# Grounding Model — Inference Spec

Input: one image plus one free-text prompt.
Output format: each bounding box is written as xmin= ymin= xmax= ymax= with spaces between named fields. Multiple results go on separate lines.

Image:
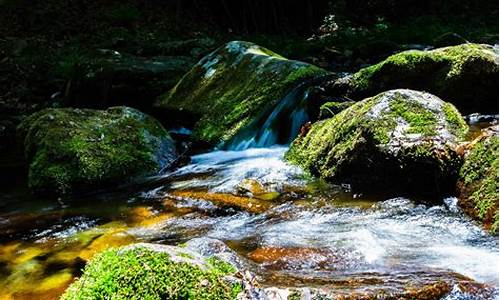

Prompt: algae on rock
xmin=286 ymin=89 xmax=468 ymax=197
xmin=18 ymin=106 xmax=177 ymax=195
xmin=60 ymin=243 xmax=242 ymax=300
xmin=457 ymin=126 xmax=499 ymax=233
xmin=329 ymin=43 xmax=498 ymax=114
xmin=156 ymin=41 xmax=329 ymax=145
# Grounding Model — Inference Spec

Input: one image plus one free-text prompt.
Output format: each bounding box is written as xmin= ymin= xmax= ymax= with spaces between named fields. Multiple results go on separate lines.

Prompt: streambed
xmin=0 ymin=145 xmax=498 ymax=299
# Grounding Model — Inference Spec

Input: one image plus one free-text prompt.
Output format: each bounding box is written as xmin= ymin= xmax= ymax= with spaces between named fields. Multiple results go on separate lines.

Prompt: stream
xmin=0 ymin=142 xmax=498 ymax=299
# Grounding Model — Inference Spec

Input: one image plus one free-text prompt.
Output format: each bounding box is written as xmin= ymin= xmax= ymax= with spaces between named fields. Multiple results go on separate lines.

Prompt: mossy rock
xmin=156 ymin=41 xmax=329 ymax=145
xmin=286 ymin=89 xmax=468 ymax=197
xmin=63 ymin=51 xmax=196 ymax=111
xmin=61 ymin=243 xmax=242 ymax=300
xmin=318 ymin=101 xmax=356 ymax=120
xmin=333 ymin=43 xmax=498 ymax=114
xmin=457 ymin=126 xmax=499 ymax=234
xmin=17 ymin=106 xmax=177 ymax=195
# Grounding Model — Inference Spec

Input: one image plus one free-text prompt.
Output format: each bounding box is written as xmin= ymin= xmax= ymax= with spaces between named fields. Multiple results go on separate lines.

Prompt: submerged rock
xmin=261 ymin=270 xmax=495 ymax=300
xmin=457 ymin=125 xmax=499 ymax=233
xmin=328 ymin=43 xmax=499 ymax=114
xmin=60 ymin=241 xmax=243 ymax=300
xmin=18 ymin=106 xmax=177 ymax=195
xmin=236 ymin=179 xmax=280 ymax=201
xmin=156 ymin=41 xmax=329 ymax=145
xmin=286 ymin=89 xmax=468 ymax=197
xmin=166 ymin=190 xmax=273 ymax=214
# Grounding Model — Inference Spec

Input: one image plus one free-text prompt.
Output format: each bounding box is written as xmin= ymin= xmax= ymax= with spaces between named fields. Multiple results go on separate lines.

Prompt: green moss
xmin=17 ymin=107 xmax=175 ymax=195
xmin=157 ymin=41 xmax=328 ymax=145
xmin=347 ymin=44 xmax=498 ymax=113
xmin=286 ymin=89 xmax=466 ymax=194
xmin=388 ymin=96 xmax=438 ymax=136
xmin=442 ymin=102 xmax=468 ymax=138
xmin=459 ymin=134 xmax=499 ymax=233
xmin=318 ymin=101 xmax=355 ymax=120
xmin=61 ymin=246 xmax=242 ymax=300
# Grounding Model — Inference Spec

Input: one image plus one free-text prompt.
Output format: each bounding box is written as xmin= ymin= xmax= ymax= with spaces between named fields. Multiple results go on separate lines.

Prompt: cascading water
xmin=224 ymin=74 xmax=337 ymax=150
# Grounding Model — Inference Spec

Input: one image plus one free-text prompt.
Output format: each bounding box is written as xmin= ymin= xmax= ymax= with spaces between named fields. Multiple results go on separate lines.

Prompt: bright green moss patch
xmin=388 ymin=96 xmax=438 ymax=136
xmin=345 ymin=44 xmax=499 ymax=113
xmin=17 ymin=106 xmax=176 ymax=195
xmin=458 ymin=129 xmax=499 ymax=233
xmin=157 ymin=41 xmax=329 ymax=145
xmin=286 ymin=89 xmax=467 ymax=196
xmin=61 ymin=246 xmax=242 ymax=300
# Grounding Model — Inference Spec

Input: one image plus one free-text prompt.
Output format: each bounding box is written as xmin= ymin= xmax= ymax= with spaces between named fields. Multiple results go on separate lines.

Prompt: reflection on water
xmin=0 ymin=146 xmax=498 ymax=299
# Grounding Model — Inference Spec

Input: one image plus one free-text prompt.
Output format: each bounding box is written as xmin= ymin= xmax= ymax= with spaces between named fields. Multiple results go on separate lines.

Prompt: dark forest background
xmin=0 ymin=0 xmax=498 ymax=173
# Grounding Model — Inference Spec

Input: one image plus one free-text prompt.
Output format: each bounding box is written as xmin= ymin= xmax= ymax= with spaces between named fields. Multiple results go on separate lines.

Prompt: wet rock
xmin=326 ymin=43 xmax=499 ymax=114
xmin=247 ymin=247 xmax=358 ymax=271
xmin=236 ymin=179 xmax=280 ymax=201
xmin=60 ymin=242 xmax=243 ymax=299
xmin=166 ymin=190 xmax=272 ymax=214
xmin=259 ymin=270 xmax=495 ymax=300
xmin=156 ymin=41 xmax=329 ymax=145
xmin=17 ymin=106 xmax=178 ymax=195
xmin=457 ymin=125 xmax=499 ymax=233
xmin=286 ymin=89 xmax=468 ymax=197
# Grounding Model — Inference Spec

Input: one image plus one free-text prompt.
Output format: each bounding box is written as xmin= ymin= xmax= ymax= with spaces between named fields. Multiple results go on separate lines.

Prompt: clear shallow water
xmin=0 ymin=146 xmax=498 ymax=299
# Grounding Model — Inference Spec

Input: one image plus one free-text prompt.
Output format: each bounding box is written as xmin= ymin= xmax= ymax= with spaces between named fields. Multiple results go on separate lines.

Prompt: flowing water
xmin=0 ymin=76 xmax=498 ymax=299
xmin=0 ymin=145 xmax=498 ymax=299
xmin=224 ymin=74 xmax=337 ymax=150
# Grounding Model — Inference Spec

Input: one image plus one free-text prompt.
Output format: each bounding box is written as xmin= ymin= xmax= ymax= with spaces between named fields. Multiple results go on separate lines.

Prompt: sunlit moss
xmin=61 ymin=246 xmax=242 ymax=300
xmin=286 ymin=89 xmax=466 ymax=195
xmin=458 ymin=131 xmax=499 ymax=233
xmin=157 ymin=41 xmax=328 ymax=145
xmin=346 ymin=43 xmax=498 ymax=113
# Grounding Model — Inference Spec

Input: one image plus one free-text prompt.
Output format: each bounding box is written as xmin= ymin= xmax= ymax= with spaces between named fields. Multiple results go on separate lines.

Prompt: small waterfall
xmin=225 ymin=74 xmax=336 ymax=150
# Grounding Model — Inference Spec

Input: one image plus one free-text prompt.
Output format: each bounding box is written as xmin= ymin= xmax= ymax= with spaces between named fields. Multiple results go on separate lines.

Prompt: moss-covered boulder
xmin=286 ymin=89 xmax=468 ymax=196
xmin=18 ymin=106 xmax=177 ymax=195
xmin=318 ymin=100 xmax=356 ymax=120
xmin=156 ymin=41 xmax=329 ymax=145
xmin=330 ymin=43 xmax=498 ymax=114
xmin=61 ymin=242 xmax=242 ymax=300
xmin=457 ymin=126 xmax=499 ymax=233
xmin=62 ymin=52 xmax=196 ymax=111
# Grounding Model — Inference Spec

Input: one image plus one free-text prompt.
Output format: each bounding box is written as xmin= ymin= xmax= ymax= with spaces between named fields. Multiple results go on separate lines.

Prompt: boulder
xmin=156 ymin=41 xmax=329 ymax=145
xmin=457 ymin=125 xmax=499 ymax=233
xmin=60 ymin=240 xmax=243 ymax=300
xmin=286 ymin=89 xmax=468 ymax=197
xmin=327 ymin=43 xmax=499 ymax=114
xmin=18 ymin=106 xmax=177 ymax=195
xmin=318 ymin=100 xmax=356 ymax=120
xmin=64 ymin=52 xmax=196 ymax=111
